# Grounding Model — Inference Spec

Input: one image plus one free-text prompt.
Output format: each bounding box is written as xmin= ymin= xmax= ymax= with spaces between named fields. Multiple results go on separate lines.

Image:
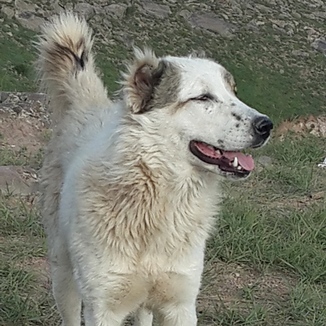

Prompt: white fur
xmin=37 ymin=13 xmax=270 ymax=326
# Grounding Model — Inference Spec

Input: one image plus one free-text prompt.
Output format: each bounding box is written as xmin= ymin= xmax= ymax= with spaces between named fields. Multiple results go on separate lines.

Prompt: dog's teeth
xmin=233 ymin=157 xmax=238 ymax=167
xmin=215 ymin=149 xmax=222 ymax=155
xmin=237 ymin=166 xmax=242 ymax=170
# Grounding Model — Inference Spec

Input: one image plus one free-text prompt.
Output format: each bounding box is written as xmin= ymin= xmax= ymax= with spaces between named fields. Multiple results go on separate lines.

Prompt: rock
xmin=188 ymin=12 xmax=236 ymax=38
xmin=266 ymin=0 xmax=277 ymax=6
xmin=104 ymin=4 xmax=127 ymax=20
xmin=292 ymin=12 xmax=302 ymax=19
xmin=255 ymin=4 xmax=272 ymax=13
xmin=141 ymin=1 xmax=171 ymax=19
xmin=0 ymin=166 xmax=38 ymax=196
xmin=2 ymin=6 xmax=15 ymax=19
xmin=14 ymin=0 xmax=46 ymax=30
xmin=246 ymin=19 xmax=265 ymax=32
xmin=74 ymin=3 xmax=95 ymax=19
xmin=15 ymin=12 xmax=46 ymax=31
xmin=292 ymin=50 xmax=310 ymax=57
xmin=179 ymin=9 xmax=191 ymax=20
xmin=15 ymin=0 xmax=36 ymax=12
xmin=0 ymin=92 xmax=50 ymax=157
xmin=0 ymin=92 xmax=48 ymax=120
xmin=47 ymin=0 xmax=63 ymax=14
xmin=314 ymin=11 xmax=326 ymax=19
xmin=311 ymin=38 xmax=326 ymax=55
xmin=270 ymin=19 xmax=287 ymax=29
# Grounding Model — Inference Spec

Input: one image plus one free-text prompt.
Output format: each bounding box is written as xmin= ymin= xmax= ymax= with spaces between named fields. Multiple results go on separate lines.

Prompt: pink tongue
xmin=196 ymin=142 xmax=221 ymax=158
xmin=223 ymin=151 xmax=255 ymax=171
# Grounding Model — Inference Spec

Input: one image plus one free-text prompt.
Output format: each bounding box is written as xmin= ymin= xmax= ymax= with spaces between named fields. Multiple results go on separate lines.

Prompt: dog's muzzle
xmin=252 ymin=116 xmax=273 ymax=147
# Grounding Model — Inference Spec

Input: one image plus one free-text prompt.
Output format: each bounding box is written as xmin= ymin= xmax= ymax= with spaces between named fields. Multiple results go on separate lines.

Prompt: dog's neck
xmin=78 ymin=113 xmax=222 ymax=260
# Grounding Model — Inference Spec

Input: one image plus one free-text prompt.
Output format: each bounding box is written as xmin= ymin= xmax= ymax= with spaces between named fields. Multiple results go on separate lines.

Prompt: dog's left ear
xmin=122 ymin=48 xmax=166 ymax=114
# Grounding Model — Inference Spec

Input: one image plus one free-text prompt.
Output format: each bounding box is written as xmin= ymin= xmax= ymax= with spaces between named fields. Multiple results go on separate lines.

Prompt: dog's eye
xmin=193 ymin=93 xmax=214 ymax=102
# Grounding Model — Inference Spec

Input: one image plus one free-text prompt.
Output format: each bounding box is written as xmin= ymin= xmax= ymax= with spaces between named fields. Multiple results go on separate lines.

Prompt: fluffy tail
xmin=35 ymin=13 xmax=110 ymax=123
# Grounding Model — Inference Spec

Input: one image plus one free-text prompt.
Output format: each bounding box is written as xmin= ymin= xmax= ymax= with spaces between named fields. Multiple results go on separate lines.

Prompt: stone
xmin=179 ymin=9 xmax=191 ymax=20
xmin=48 ymin=0 xmax=63 ymax=14
xmin=270 ymin=19 xmax=287 ymax=29
xmin=104 ymin=4 xmax=127 ymax=20
xmin=0 ymin=166 xmax=38 ymax=196
xmin=311 ymin=38 xmax=326 ymax=55
xmin=292 ymin=50 xmax=310 ymax=57
xmin=0 ymin=92 xmax=48 ymax=117
xmin=189 ymin=12 xmax=236 ymax=38
xmin=74 ymin=3 xmax=95 ymax=19
xmin=15 ymin=12 xmax=46 ymax=31
xmin=314 ymin=11 xmax=326 ymax=19
xmin=292 ymin=12 xmax=302 ymax=19
xmin=255 ymin=4 xmax=272 ymax=13
xmin=141 ymin=1 xmax=171 ymax=19
xmin=2 ymin=6 xmax=15 ymax=19
xmin=15 ymin=0 xmax=36 ymax=12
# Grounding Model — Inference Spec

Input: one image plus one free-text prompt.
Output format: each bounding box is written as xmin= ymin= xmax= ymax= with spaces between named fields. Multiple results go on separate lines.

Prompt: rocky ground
xmin=1 ymin=0 xmax=326 ymax=88
xmin=0 ymin=0 xmax=325 ymax=194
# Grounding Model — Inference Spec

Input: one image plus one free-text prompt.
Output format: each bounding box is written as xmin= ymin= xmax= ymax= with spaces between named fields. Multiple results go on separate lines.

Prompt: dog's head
xmin=122 ymin=48 xmax=273 ymax=180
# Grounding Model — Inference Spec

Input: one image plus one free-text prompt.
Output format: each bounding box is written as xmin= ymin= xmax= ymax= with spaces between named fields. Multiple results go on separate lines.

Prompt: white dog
xmin=37 ymin=13 xmax=272 ymax=326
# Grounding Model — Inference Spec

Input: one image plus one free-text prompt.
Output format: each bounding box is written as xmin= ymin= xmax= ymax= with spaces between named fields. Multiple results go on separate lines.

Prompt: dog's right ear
xmin=122 ymin=48 xmax=166 ymax=114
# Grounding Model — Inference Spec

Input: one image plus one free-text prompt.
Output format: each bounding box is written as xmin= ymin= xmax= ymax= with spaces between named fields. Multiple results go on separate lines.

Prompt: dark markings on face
xmin=232 ymin=112 xmax=242 ymax=121
xmin=217 ymin=139 xmax=224 ymax=145
xmin=235 ymin=123 xmax=240 ymax=128
xmin=145 ymin=61 xmax=181 ymax=111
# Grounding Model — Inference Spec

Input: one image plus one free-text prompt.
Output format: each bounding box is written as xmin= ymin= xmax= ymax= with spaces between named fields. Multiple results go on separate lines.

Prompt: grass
xmin=0 ymin=14 xmax=37 ymax=92
xmin=0 ymin=1 xmax=326 ymax=325
xmin=0 ymin=147 xmax=44 ymax=169
xmin=200 ymin=135 xmax=326 ymax=325
xmin=0 ymin=195 xmax=57 ymax=325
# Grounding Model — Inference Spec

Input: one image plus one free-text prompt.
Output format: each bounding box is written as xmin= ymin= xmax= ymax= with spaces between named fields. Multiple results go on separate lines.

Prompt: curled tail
xmin=35 ymin=13 xmax=110 ymax=123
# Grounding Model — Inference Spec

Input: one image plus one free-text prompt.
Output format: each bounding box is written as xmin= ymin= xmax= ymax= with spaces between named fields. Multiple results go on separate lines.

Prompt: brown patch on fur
xmin=146 ymin=62 xmax=181 ymax=112
xmin=135 ymin=159 xmax=158 ymax=198
xmin=53 ymin=40 xmax=86 ymax=70
xmin=123 ymin=49 xmax=181 ymax=114
xmin=134 ymin=60 xmax=167 ymax=114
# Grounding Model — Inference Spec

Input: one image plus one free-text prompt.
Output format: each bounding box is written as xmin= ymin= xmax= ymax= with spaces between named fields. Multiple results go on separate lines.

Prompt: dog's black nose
xmin=253 ymin=116 xmax=273 ymax=138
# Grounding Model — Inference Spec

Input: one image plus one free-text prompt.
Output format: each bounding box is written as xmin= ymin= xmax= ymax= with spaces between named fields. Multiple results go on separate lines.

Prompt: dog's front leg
xmin=153 ymin=271 xmax=201 ymax=326
xmin=133 ymin=306 xmax=153 ymax=326
xmin=83 ymin=304 xmax=126 ymax=326
xmin=157 ymin=302 xmax=197 ymax=326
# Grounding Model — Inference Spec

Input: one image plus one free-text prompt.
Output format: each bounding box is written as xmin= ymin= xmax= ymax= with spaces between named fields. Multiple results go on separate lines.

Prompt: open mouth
xmin=189 ymin=140 xmax=255 ymax=177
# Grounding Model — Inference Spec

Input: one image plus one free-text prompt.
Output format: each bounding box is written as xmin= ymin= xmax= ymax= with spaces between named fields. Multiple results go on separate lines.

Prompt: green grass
xmin=1 ymin=136 xmax=325 ymax=325
xmin=0 ymin=197 xmax=57 ymax=326
xmin=0 ymin=147 xmax=44 ymax=169
xmin=0 ymin=14 xmax=37 ymax=91
xmin=200 ymin=136 xmax=326 ymax=325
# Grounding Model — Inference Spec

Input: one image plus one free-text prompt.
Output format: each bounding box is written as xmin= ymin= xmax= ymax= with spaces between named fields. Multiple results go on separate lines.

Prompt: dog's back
xmin=36 ymin=13 xmax=112 ymax=249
